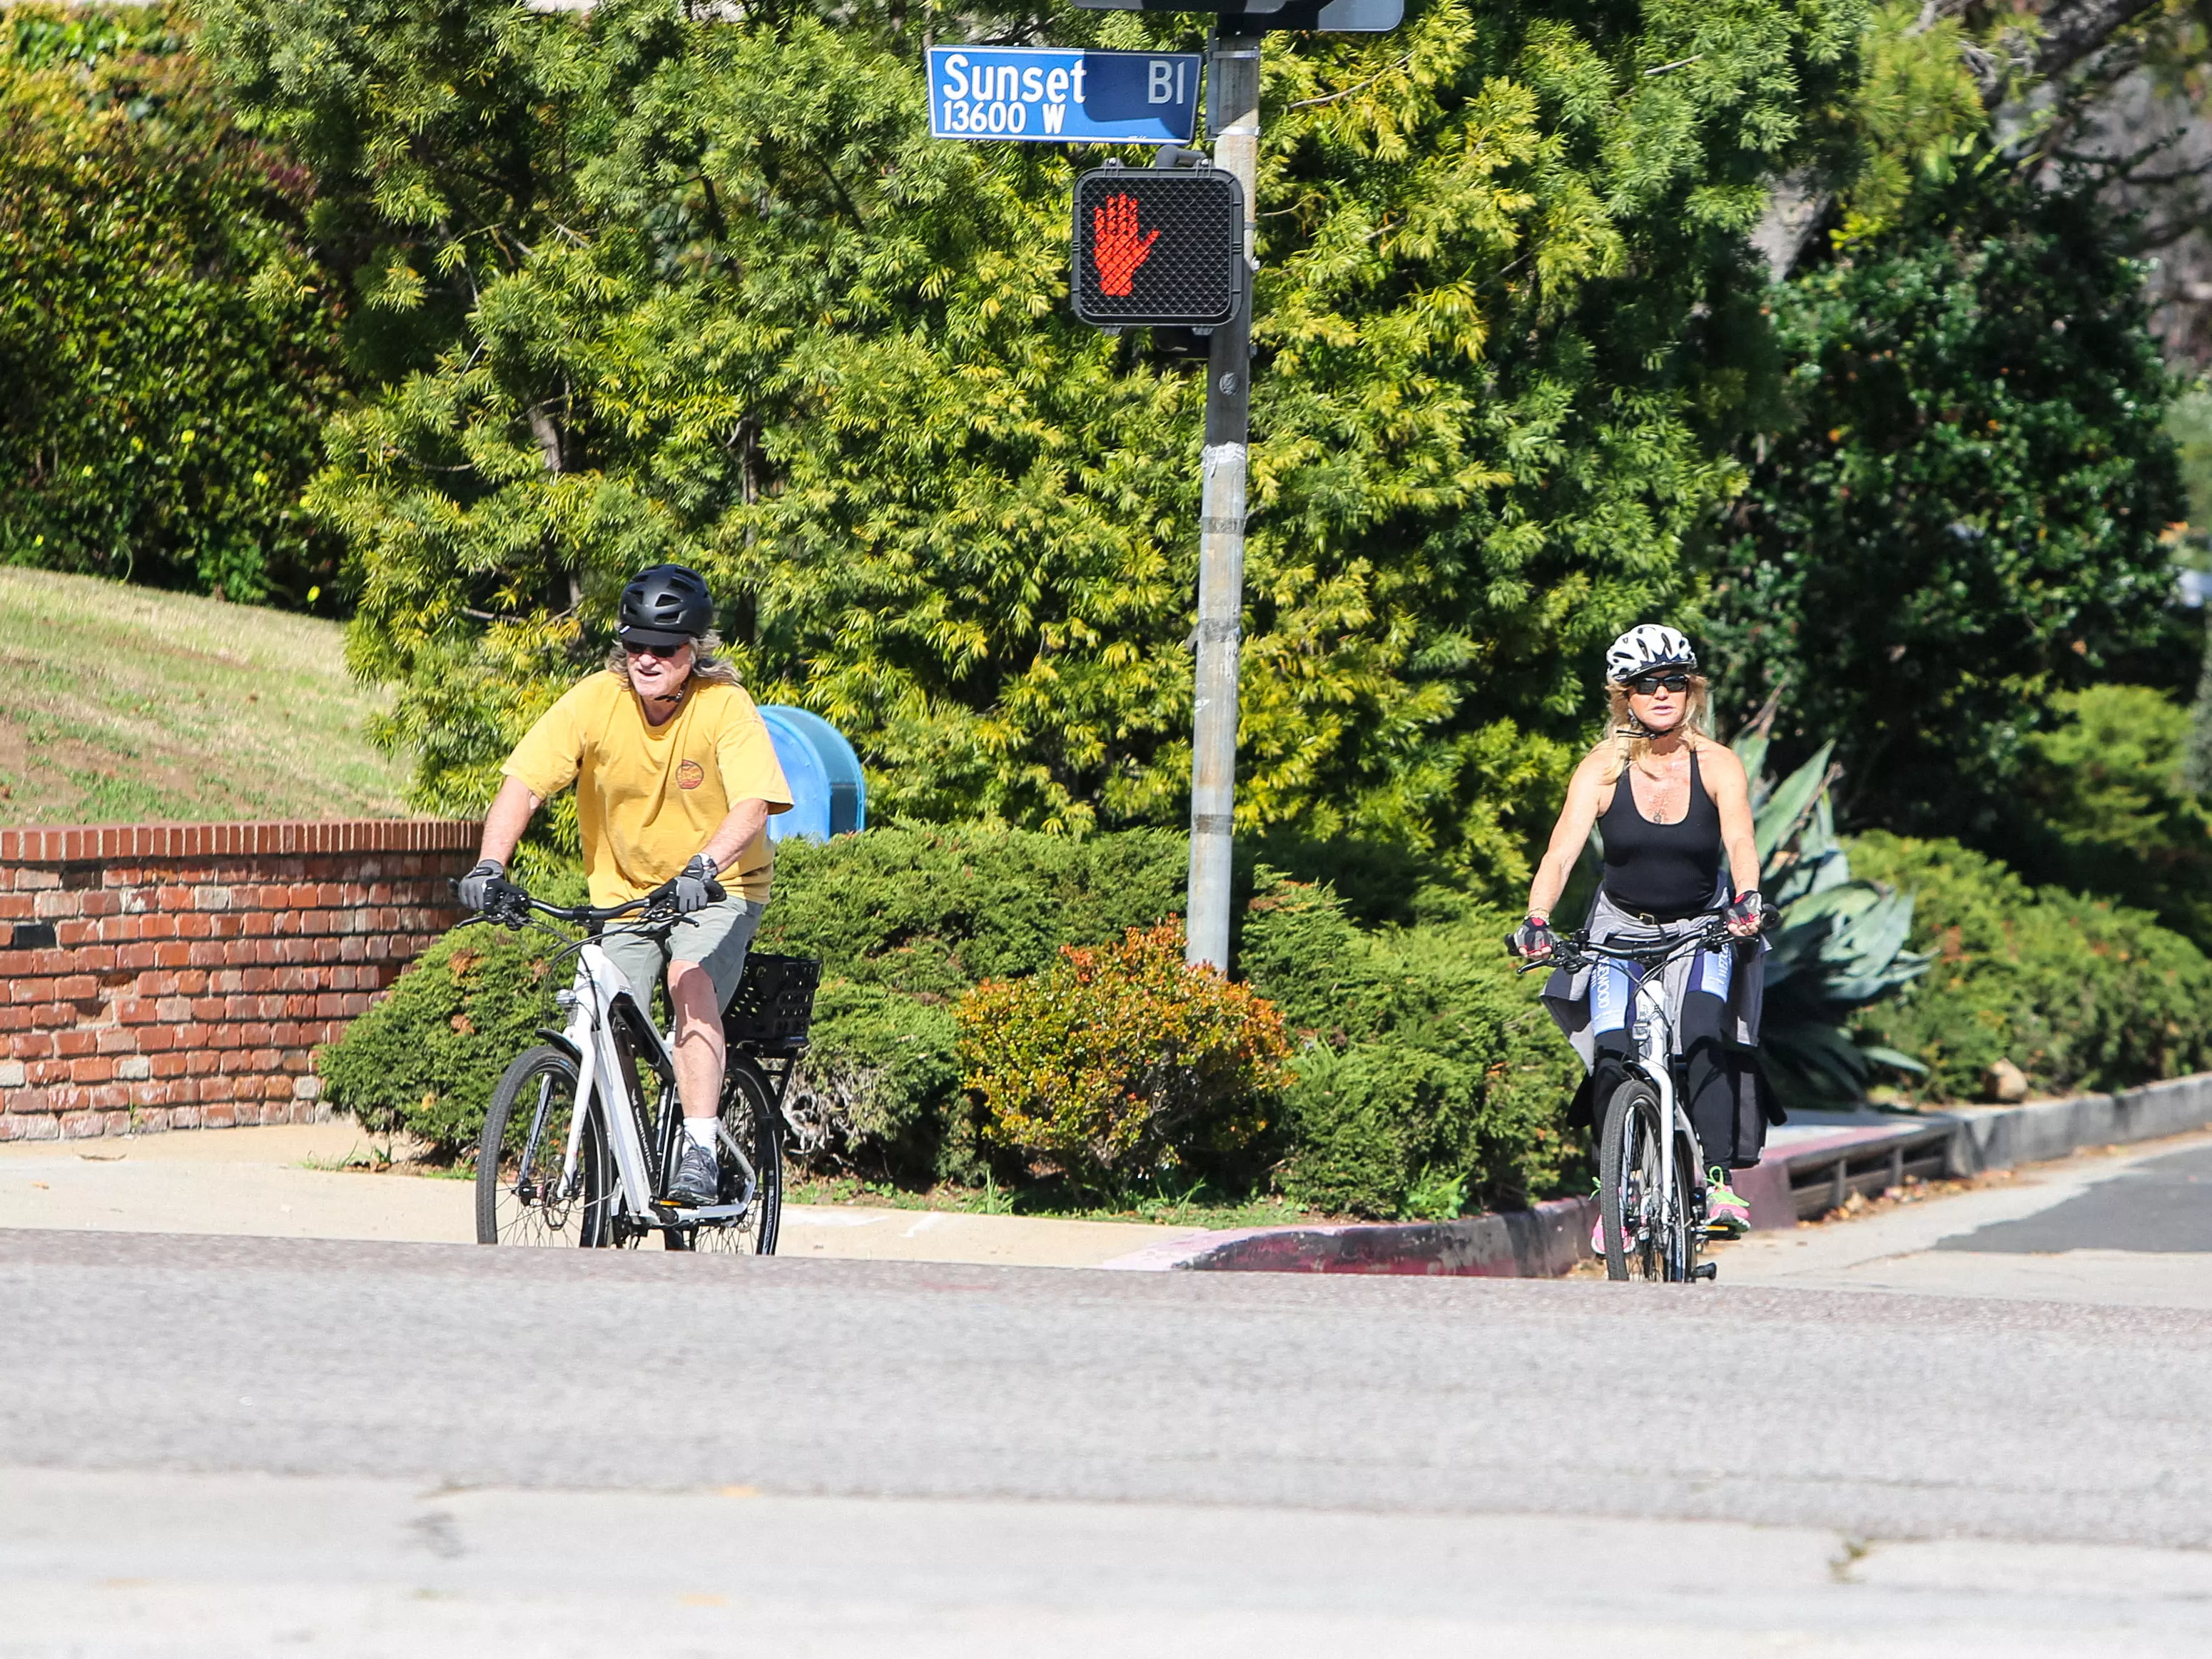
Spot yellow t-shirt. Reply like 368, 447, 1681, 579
504, 671, 793, 906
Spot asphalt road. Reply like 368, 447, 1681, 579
4, 1222, 2211, 1653
1719, 1133, 2212, 1307
1937, 1140, 2212, 1254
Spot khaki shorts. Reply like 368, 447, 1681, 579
598, 896, 765, 1023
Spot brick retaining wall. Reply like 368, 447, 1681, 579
0, 821, 480, 1141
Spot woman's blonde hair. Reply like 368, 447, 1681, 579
605, 630, 745, 691
1595, 673, 1713, 783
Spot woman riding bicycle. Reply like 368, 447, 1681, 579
1515, 624, 1773, 1234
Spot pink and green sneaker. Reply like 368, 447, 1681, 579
1705, 1167, 1750, 1235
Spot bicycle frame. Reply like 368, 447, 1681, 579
545, 932, 761, 1234
1524, 915, 1739, 1275
1605, 950, 1705, 1258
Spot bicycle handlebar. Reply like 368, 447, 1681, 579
451, 878, 727, 933
1506, 906, 1777, 977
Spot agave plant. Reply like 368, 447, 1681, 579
1735, 722, 1932, 1110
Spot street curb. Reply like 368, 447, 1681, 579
1098, 1070, 2212, 1280
1942, 1072, 2212, 1175
1097, 1194, 1597, 1277
1738, 1071, 2212, 1228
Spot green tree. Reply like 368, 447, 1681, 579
198, 0, 1865, 893
1703, 162, 2186, 836
0, 4, 347, 605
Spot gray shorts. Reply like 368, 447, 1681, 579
599, 896, 765, 1022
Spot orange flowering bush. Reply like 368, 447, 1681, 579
956, 920, 1293, 1183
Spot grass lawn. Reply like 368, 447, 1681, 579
0, 567, 409, 823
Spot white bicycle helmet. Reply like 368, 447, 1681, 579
1605, 624, 1697, 684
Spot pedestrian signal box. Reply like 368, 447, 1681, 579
1070, 167, 1243, 330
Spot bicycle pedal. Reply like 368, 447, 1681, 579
1692, 1262, 1718, 1281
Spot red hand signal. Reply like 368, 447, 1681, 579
1090, 192, 1160, 297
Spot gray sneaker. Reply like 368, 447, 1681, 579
666, 1140, 722, 1207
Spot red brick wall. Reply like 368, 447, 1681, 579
0, 821, 480, 1141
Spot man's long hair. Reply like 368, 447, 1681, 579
605, 631, 745, 691
1595, 673, 1713, 783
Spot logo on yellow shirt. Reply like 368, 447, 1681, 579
677, 759, 706, 790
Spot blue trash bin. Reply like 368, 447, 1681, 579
758, 706, 867, 843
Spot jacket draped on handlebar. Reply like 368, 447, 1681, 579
1538, 880, 1783, 1138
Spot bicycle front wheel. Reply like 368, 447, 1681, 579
679, 1055, 783, 1256
477, 1045, 616, 1247
1598, 1077, 1669, 1282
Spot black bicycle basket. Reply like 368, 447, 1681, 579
721, 953, 821, 1049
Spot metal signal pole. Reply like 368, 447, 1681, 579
1186, 31, 1259, 973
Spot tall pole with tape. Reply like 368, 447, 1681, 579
1058, 0, 1401, 971
1186, 34, 1260, 973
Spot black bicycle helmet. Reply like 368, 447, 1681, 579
618, 564, 714, 649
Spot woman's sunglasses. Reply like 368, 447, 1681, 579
1626, 672, 1691, 696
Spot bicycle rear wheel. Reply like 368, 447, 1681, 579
673, 1055, 783, 1255
477, 1045, 617, 1247
1598, 1077, 1668, 1282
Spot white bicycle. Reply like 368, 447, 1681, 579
1516, 915, 1753, 1282
467, 887, 818, 1253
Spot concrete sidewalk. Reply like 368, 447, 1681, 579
1710, 1130, 2212, 1309
0, 1122, 1209, 1268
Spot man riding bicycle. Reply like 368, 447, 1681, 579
1516, 625, 1776, 1237
458, 564, 792, 1209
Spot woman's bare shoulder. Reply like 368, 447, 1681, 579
1693, 737, 1750, 783
1571, 742, 1615, 782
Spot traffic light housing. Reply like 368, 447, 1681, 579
1071, 166, 1243, 330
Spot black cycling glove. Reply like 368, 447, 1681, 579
1512, 915, 1557, 960
459, 859, 522, 913
661, 854, 721, 915
1724, 890, 1765, 933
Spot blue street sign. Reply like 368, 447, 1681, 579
927, 46, 1202, 145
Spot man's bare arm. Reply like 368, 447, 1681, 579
477, 776, 542, 868
699, 800, 771, 876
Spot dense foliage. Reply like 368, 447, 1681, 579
759, 826, 1188, 1180
1705, 163, 2188, 836
959, 922, 1292, 1184
316, 925, 562, 1157
0, 5, 347, 605
2009, 684, 2212, 950
1848, 831, 2212, 1102
1238, 875, 1582, 1217
196, 0, 1867, 892
1732, 729, 1931, 1109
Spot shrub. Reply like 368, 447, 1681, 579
958, 921, 1292, 1187
753, 826, 1193, 1180
315, 925, 561, 1158
756, 826, 1189, 996
1847, 833, 2212, 1101
2008, 686, 2212, 952
783, 980, 965, 1182
1239, 876, 1583, 1219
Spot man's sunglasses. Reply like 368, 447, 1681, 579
1626, 672, 1692, 696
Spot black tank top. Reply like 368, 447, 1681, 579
1598, 747, 1724, 922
